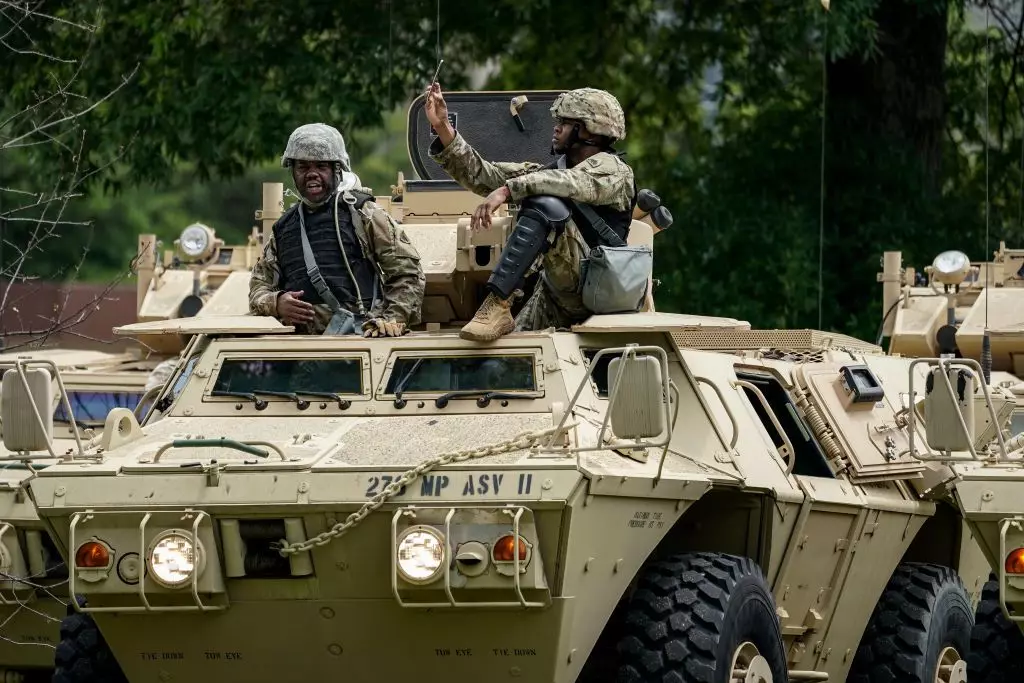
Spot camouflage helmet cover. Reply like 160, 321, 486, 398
550, 88, 626, 141
280, 123, 351, 171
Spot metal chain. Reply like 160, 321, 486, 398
275, 423, 574, 556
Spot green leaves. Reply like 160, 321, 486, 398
3, 0, 1020, 346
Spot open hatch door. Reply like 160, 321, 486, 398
792, 362, 926, 484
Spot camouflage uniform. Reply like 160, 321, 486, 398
249, 123, 425, 335
429, 88, 634, 335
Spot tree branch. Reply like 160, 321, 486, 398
1, 63, 139, 150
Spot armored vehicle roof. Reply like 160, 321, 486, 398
113, 315, 294, 337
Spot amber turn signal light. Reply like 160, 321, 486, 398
492, 534, 528, 562
75, 541, 110, 568
1005, 548, 1024, 574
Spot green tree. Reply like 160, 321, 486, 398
4, 0, 1022, 345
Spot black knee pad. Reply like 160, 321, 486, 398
487, 196, 571, 299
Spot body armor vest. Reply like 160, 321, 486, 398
273, 200, 378, 311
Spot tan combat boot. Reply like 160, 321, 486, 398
460, 293, 515, 341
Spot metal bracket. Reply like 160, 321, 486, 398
390, 505, 549, 610
998, 517, 1024, 623
907, 357, 1012, 463
69, 508, 227, 614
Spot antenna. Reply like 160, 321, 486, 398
436, 0, 442, 65
817, 0, 830, 331
981, 4, 992, 384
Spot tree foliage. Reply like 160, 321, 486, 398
2, 0, 1022, 344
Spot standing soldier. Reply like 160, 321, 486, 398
425, 83, 636, 341
249, 123, 425, 337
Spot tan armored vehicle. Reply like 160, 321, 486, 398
131, 205, 272, 357
7, 91, 1024, 683
880, 246, 1024, 681
0, 348, 156, 681
0, 189, 272, 682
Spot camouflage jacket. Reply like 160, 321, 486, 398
428, 132, 635, 213
249, 190, 425, 335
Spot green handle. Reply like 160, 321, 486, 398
169, 438, 269, 458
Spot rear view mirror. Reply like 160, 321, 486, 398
1, 368, 55, 452
608, 355, 666, 439
924, 366, 976, 452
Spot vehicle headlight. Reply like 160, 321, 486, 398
931, 249, 970, 285
178, 223, 213, 260
396, 526, 446, 584
148, 529, 205, 588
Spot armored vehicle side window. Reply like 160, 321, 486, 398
1012, 410, 1024, 436
55, 391, 144, 425
384, 355, 535, 394
735, 371, 834, 479
213, 358, 363, 395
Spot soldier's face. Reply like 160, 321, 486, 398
293, 160, 335, 203
552, 117, 584, 153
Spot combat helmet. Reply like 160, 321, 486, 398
550, 88, 626, 141
280, 123, 352, 172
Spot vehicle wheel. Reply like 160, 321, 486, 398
965, 576, 1024, 683
53, 608, 127, 683
848, 563, 971, 683
616, 551, 789, 683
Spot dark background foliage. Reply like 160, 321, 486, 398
2, 0, 1021, 342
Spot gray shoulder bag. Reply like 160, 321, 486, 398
571, 201, 653, 315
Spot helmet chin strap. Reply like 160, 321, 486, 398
550, 123, 610, 157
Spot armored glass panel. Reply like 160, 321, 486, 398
385, 355, 535, 393
212, 358, 362, 395
1012, 410, 1024, 436
170, 355, 201, 403
55, 391, 144, 424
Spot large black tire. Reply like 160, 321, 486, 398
52, 609, 127, 683
848, 563, 972, 683
966, 576, 1024, 682
616, 552, 789, 683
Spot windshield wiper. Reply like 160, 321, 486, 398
216, 389, 352, 411
248, 390, 311, 410
434, 390, 532, 409
210, 390, 269, 410
287, 391, 352, 410
392, 358, 425, 408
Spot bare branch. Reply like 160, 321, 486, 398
2, 217, 91, 226
0, 1, 99, 33
0, 35, 75, 62
0, 186, 38, 197
1, 62, 139, 150
0, 3, 38, 45
0, 260, 140, 352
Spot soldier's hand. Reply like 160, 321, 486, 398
471, 186, 511, 231
361, 318, 407, 337
277, 290, 316, 325
425, 83, 454, 146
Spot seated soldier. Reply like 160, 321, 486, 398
424, 83, 636, 341
249, 123, 425, 337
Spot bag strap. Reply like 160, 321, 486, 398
343, 191, 384, 313
570, 200, 626, 248
541, 156, 628, 249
